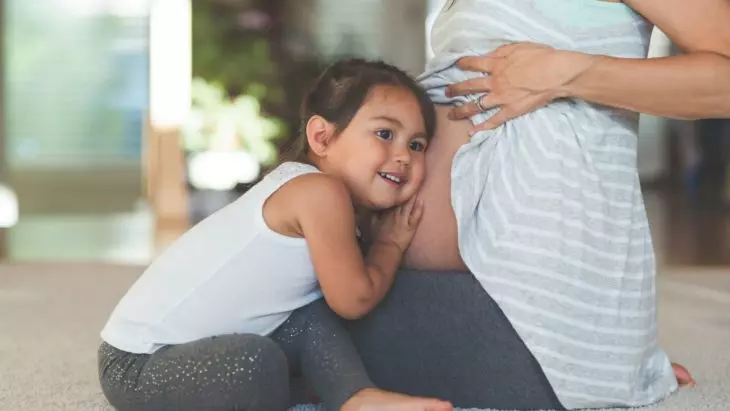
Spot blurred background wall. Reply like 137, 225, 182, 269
0, 0, 728, 266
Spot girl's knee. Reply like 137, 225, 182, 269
207, 334, 289, 375
219, 335, 290, 410
178, 335, 291, 410
290, 299, 339, 326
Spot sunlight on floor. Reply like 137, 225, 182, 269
6, 203, 153, 265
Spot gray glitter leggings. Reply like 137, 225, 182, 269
98, 299, 374, 411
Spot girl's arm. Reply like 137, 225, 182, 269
295, 174, 422, 320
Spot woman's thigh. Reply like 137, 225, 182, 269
348, 270, 565, 411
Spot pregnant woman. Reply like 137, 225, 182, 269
350, 0, 729, 409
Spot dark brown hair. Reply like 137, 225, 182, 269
286, 59, 436, 163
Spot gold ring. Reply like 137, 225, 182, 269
475, 96, 488, 112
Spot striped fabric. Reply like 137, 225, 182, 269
418, 1, 678, 409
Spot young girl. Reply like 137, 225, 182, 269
98, 59, 451, 411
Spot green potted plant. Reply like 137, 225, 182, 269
181, 78, 286, 191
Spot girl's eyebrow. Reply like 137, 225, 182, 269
370, 115, 403, 127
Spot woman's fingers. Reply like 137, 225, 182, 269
469, 109, 513, 134
455, 43, 529, 73
446, 77, 493, 98
455, 55, 500, 74
487, 42, 523, 58
449, 94, 502, 120
470, 94, 549, 133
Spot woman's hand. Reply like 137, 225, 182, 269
446, 42, 596, 133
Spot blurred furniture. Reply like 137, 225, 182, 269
145, 0, 193, 250
144, 121, 190, 250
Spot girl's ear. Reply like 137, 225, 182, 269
306, 115, 337, 157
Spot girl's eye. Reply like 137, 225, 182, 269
409, 140, 426, 152
375, 129, 394, 140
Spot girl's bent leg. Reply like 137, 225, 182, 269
348, 270, 565, 411
269, 299, 377, 410
98, 334, 289, 411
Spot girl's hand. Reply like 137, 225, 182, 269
445, 42, 596, 133
373, 197, 424, 253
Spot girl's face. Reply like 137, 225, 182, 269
322, 85, 429, 210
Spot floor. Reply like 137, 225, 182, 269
2, 263, 728, 411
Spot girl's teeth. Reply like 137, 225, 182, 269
380, 173, 401, 183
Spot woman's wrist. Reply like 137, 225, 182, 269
555, 51, 604, 100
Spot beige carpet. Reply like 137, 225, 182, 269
1, 263, 728, 411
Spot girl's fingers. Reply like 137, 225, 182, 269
399, 196, 415, 218
409, 199, 425, 227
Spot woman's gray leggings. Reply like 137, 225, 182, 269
348, 270, 565, 410
99, 270, 564, 411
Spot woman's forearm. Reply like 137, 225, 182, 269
564, 52, 730, 120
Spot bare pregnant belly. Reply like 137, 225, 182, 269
403, 105, 472, 271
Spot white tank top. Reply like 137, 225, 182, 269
101, 162, 324, 354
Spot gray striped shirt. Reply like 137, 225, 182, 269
419, 1, 677, 408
